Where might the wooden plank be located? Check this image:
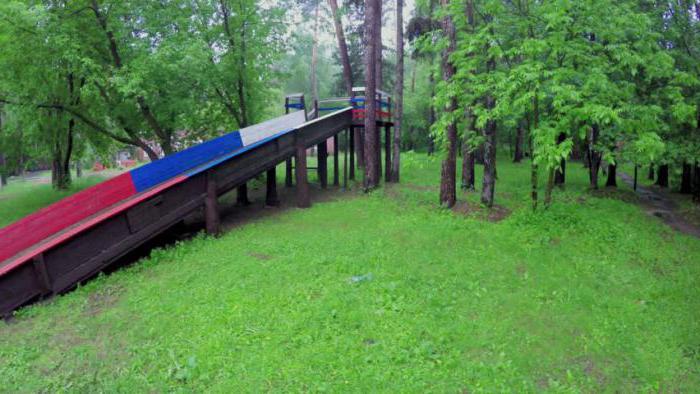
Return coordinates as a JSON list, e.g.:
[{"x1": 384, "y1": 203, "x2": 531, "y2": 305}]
[
  {"x1": 344, "y1": 128, "x2": 349, "y2": 189},
  {"x1": 285, "y1": 158, "x2": 294, "y2": 187},
  {"x1": 205, "y1": 172, "x2": 220, "y2": 236},
  {"x1": 385, "y1": 125, "x2": 391, "y2": 181},
  {"x1": 318, "y1": 141, "x2": 328, "y2": 188},
  {"x1": 32, "y1": 254, "x2": 51, "y2": 294},
  {"x1": 349, "y1": 126, "x2": 355, "y2": 180},
  {"x1": 266, "y1": 167, "x2": 280, "y2": 206},
  {"x1": 333, "y1": 134, "x2": 340, "y2": 186},
  {"x1": 239, "y1": 111, "x2": 306, "y2": 146},
  {"x1": 1, "y1": 106, "x2": 359, "y2": 316},
  {"x1": 295, "y1": 144, "x2": 311, "y2": 208}
]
